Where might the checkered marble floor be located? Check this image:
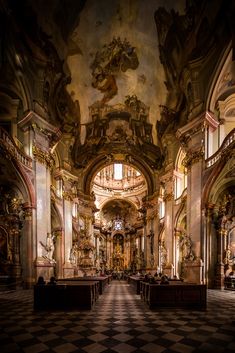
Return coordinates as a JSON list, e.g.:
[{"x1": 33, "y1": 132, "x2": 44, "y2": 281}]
[{"x1": 0, "y1": 281, "x2": 235, "y2": 353}]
